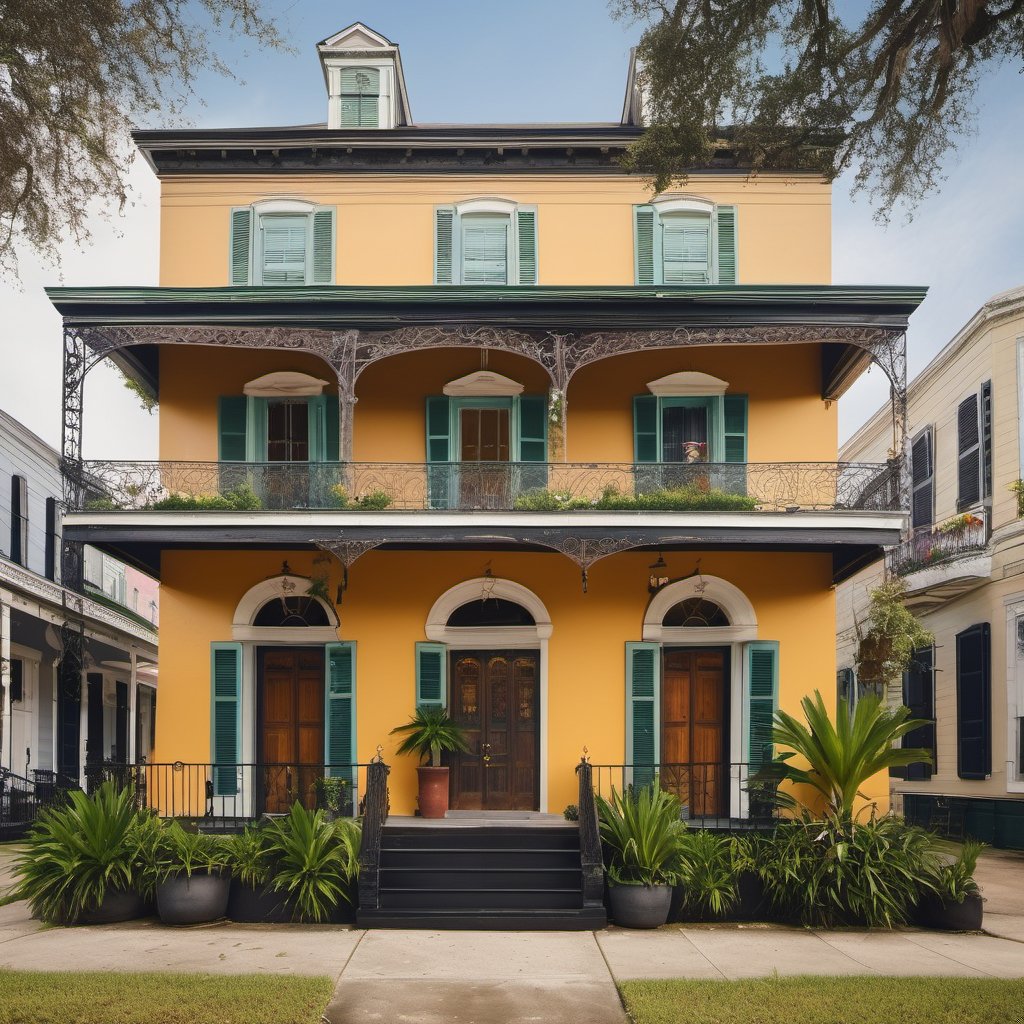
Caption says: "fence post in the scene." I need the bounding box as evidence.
[576,755,604,906]
[357,758,390,911]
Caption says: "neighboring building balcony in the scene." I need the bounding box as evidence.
[885,512,992,609]
[76,459,901,515]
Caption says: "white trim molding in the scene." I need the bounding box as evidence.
[443,371,524,398]
[1005,596,1024,793]
[454,197,519,217]
[652,195,715,216]
[244,371,329,398]
[231,574,340,643]
[646,371,730,398]
[251,198,318,217]
[643,575,758,644]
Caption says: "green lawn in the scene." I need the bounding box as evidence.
[0,971,334,1024]
[619,976,1024,1024]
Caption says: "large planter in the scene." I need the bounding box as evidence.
[156,871,230,925]
[417,766,450,819]
[734,870,767,921]
[917,892,984,931]
[76,888,150,926]
[227,880,291,924]
[609,883,672,929]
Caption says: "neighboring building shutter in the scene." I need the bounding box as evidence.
[425,396,451,509]
[911,427,934,529]
[633,395,659,462]
[211,643,242,796]
[415,642,447,710]
[311,208,336,285]
[723,395,748,463]
[900,646,935,781]
[516,208,538,285]
[626,643,660,789]
[218,397,248,462]
[715,205,738,284]
[325,642,356,783]
[745,642,779,775]
[957,393,981,509]
[435,208,456,284]
[634,206,656,285]
[956,624,991,780]
[44,496,58,581]
[836,667,854,717]
[230,208,252,285]
[980,380,993,499]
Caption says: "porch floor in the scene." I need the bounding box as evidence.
[384,812,572,829]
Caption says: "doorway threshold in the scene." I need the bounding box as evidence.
[385,812,571,828]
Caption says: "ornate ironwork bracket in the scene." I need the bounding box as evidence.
[539,533,650,592]
[312,537,386,600]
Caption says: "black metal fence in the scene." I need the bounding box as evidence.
[589,762,780,828]
[886,516,989,576]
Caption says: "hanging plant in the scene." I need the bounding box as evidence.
[854,580,933,699]
[307,554,333,605]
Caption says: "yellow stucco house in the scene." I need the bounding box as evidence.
[49,23,920,924]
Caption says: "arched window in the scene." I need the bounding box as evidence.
[340,67,380,127]
[252,596,331,628]
[446,599,536,628]
[662,597,730,628]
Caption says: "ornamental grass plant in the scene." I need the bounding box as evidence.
[596,784,686,887]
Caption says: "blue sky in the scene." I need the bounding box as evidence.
[1,0,1022,456]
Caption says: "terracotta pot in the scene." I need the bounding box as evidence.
[417,765,450,819]
[608,884,672,929]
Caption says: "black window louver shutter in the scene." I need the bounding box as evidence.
[956,624,991,780]
[911,428,933,529]
[901,646,935,781]
[980,380,993,499]
[957,395,981,510]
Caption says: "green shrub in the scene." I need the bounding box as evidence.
[145,820,229,886]
[326,484,393,510]
[84,497,119,511]
[758,813,938,927]
[12,782,155,924]
[597,785,686,887]
[513,485,757,512]
[149,482,263,511]
[224,825,271,889]
[675,830,737,919]
[925,838,984,903]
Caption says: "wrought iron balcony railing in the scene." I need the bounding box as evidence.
[885,514,989,577]
[73,460,903,514]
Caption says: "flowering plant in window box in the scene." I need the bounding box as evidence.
[936,513,984,535]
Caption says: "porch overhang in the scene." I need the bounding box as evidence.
[63,509,905,586]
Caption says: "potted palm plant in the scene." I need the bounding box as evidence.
[918,839,985,930]
[597,784,685,928]
[224,824,290,923]
[390,707,470,819]
[150,821,230,925]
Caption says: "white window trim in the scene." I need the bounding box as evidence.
[244,371,330,398]
[252,199,317,217]
[646,372,730,398]
[254,209,315,287]
[232,574,340,643]
[642,575,757,645]
[443,371,524,398]
[1004,596,1024,793]
[325,58,396,129]
[455,198,519,217]
[652,195,715,216]
[442,199,534,285]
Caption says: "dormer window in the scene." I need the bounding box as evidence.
[634,197,737,286]
[340,67,380,128]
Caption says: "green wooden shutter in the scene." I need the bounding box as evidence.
[211,643,242,796]
[723,395,748,463]
[218,396,248,462]
[246,397,268,463]
[956,624,991,780]
[745,642,779,776]
[426,396,452,509]
[633,395,659,463]
[516,395,547,462]
[416,643,447,710]
[626,643,660,790]
[435,207,456,284]
[715,205,738,284]
[312,207,335,285]
[325,395,340,462]
[325,642,356,784]
[230,208,252,285]
[634,206,656,285]
[516,208,538,285]
[340,67,380,128]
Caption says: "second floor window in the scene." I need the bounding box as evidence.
[435,200,538,286]
[230,201,336,287]
[634,198,737,286]
[957,382,992,510]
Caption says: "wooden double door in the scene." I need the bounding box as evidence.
[258,648,325,813]
[448,650,540,810]
[662,649,728,817]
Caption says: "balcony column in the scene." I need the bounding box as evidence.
[127,650,138,764]
[548,386,566,462]
[336,381,357,463]
[1,597,12,771]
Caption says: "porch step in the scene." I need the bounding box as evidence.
[360,823,606,930]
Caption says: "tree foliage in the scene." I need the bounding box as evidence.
[0,0,288,278]
[612,1,1024,216]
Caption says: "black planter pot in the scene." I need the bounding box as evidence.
[227,880,292,923]
[76,888,150,926]
[916,892,984,931]
[734,870,767,921]
[156,871,230,925]
[609,884,672,929]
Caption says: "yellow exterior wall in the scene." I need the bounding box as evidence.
[156,547,864,816]
[158,345,837,464]
[158,173,831,288]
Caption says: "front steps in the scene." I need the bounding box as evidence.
[357,821,607,930]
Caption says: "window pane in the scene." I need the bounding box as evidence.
[663,215,710,284]
[267,401,309,462]
[462,216,509,284]
[262,216,308,285]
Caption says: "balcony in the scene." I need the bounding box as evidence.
[886,513,991,610]
[76,460,901,514]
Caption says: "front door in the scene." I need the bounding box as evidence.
[449,650,539,810]
[459,406,511,509]
[258,648,325,813]
[662,649,728,817]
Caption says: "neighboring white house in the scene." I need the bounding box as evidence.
[837,285,1024,849]
[0,408,159,798]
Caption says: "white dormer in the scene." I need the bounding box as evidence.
[317,22,413,130]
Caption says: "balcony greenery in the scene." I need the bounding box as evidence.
[513,484,758,512]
